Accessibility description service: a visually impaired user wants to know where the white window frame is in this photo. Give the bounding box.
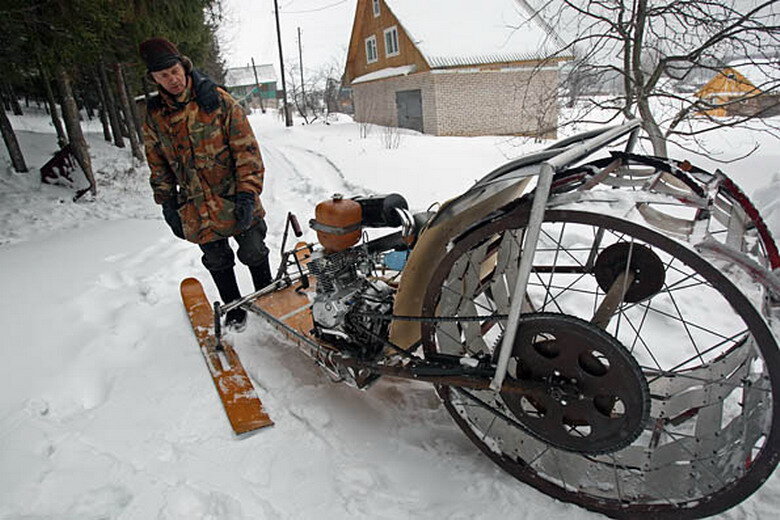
[365,35,378,64]
[372,0,380,17]
[384,26,399,57]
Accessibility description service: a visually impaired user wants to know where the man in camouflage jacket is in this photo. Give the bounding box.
[140,37,272,330]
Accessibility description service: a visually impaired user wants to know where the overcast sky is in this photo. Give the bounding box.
[218,0,357,79]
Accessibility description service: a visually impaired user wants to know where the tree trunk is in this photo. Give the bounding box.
[56,65,96,196]
[141,75,151,102]
[1,85,11,112]
[113,62,143,161]
[39,64,68,148]
[7,84,22,115]
[98,107,111,142]
[120,114,131,138]
[98,60,124,149]
[637,97,668,158]
[93,72,112,142]
[121,67,143,143]
[0,106,28,172]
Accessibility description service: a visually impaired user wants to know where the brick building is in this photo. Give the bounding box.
[344,0,570,137]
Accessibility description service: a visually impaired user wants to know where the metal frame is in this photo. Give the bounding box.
[491,119,642,390]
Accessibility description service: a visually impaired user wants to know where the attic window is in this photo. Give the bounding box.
[384,26,399,57]
[365,35,378,64]
[373,0,380,17]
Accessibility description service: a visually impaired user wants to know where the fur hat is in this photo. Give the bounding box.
[139,37,182,72]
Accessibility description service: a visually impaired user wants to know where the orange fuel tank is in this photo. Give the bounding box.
[311,194,362,253]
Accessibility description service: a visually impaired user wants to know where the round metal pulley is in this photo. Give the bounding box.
[594,242,665,302]
[501,313,650,454]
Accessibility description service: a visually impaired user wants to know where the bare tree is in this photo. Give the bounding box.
[532,0,780,157]
[285,60,326,124]
[381,124,401,149]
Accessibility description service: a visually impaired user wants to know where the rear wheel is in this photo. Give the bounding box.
[421,206,779,519]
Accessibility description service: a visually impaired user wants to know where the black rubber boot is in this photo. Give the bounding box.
[209,268,247,332]
[249,259,273,291]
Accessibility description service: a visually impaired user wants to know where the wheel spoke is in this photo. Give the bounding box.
[647,328,750,382]
[662,281,706,364]
[532,270,565,313]
[640,304,742,343]
[530,272,591,311]
[540,223,587,270]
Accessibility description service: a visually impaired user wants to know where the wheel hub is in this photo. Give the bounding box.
[502,313,650,454]
[594,242,665,302]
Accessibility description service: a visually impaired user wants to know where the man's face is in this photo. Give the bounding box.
[150,62,188,96]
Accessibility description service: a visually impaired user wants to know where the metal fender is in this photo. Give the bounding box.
[389,178,531,348]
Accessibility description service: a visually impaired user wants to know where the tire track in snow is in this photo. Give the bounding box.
[284,143,368,195]
[261,141,372,214]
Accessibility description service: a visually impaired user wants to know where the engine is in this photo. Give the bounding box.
[308,247,395,358]
[305,193,420,358]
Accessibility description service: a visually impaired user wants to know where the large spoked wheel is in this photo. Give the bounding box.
[421,206,779,519]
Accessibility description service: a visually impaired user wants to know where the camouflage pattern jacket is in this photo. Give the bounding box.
[143,70,265,244]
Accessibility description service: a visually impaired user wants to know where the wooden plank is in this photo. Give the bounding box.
[180,277,273,435]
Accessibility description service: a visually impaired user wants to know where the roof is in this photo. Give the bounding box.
[726,59,778,90]
[384,0,568,68]
[352,65,417,84]
[224,65,277,88]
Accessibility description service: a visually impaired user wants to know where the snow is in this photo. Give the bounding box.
[1,106,779,519]
[351,64,417,84]
[385,0,568,68]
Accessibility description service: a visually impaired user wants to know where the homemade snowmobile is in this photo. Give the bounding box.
[182,119,780,519]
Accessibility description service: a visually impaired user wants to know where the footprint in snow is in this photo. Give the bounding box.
[64,484,133,519]
[158,485,245,520]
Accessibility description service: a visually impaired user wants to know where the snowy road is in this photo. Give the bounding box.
[1,112,778,519]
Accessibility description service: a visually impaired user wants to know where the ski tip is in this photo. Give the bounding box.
[181,277,201,288]
[180,277,204,295]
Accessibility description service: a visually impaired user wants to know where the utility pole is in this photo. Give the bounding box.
[297,27,306,119]
[273,0,292,127]
[250,57,266,114]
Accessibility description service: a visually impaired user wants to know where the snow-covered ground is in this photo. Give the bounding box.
[1,108,778,519]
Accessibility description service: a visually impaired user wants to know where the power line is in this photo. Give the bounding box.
[281,0,348,14]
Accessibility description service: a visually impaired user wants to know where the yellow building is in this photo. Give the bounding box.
[695,61,778,117]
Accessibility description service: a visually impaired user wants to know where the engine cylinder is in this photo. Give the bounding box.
[311,194,362,253]
[354,193,408,227]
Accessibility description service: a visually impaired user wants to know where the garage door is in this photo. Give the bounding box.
[395,90,423,133]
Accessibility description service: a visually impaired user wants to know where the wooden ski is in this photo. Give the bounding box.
[180,277,273,434]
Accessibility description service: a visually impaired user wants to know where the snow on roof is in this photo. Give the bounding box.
[352,64,417,84]
[224,65,277,87]
[385,0,568,68]
[726,59,779,90]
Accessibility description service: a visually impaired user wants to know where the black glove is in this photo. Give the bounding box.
[161,199,185,239]
[234,192,255,232]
